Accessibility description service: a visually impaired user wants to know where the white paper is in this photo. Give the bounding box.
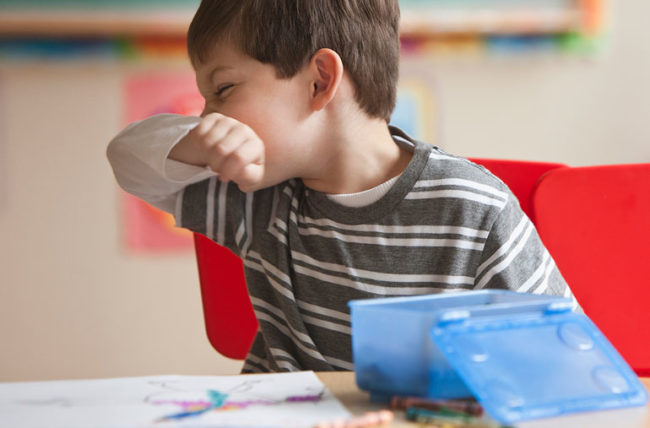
[0,371,350,427]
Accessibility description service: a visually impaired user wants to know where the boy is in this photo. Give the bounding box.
[107,0,577,373]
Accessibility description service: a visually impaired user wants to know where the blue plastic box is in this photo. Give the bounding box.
[348,290,647,424]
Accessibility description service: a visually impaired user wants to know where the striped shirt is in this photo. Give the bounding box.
[178,127,576,373]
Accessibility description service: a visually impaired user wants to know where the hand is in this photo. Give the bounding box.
[171,113,266,192]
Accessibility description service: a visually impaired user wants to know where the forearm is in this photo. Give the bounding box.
[168,130,208,166]
[106,114,214,213]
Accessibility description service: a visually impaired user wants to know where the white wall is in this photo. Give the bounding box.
[0,63,242,381]
[0,0,648,382]
[406,0,650,165]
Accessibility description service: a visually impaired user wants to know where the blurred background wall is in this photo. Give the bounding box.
[0,0,648,381]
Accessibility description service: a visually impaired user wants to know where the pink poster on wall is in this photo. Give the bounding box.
[122,71,204,253]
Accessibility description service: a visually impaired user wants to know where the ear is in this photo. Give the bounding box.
[308,48,344,112]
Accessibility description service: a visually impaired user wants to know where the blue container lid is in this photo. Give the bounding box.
[430,303,648,424]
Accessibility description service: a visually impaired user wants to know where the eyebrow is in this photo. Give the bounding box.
[209,66,234,84]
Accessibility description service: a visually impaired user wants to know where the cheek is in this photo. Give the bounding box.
[246,120,291,164]
[228,101,290,142]
[224,83,304,157]
[221,108,280,155]
[227,106,268,138]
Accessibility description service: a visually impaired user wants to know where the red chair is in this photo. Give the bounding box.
[193,233,257,360]
[469,158,567,222]
[532,163,650,376]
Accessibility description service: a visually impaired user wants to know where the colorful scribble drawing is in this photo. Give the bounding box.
[0,373,350,427]
[144,378,327,424]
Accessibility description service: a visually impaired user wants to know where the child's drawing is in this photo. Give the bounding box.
[0,372,349,427]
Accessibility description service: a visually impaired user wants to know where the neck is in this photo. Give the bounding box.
[299,113,412,195]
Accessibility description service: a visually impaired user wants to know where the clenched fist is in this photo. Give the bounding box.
[170,113,266,192]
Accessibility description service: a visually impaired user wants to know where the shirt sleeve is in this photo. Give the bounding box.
[474,193,580,310]
[106,113,217,215]
[179,177,263,258]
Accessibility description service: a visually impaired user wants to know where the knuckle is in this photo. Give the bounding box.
[210,143,228,158]
[238,125,255,139]
[220,115,238,127]
[227,125,247,140]
[230,150,248,166]
[204,112,223,121]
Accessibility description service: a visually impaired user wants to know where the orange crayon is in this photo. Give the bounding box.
[314,410,394,428]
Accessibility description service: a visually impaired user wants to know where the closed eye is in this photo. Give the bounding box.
[215,84,234,98]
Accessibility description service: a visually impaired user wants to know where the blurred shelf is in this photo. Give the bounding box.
[0,0,603,60]
[400,7,585,37]
[0,4,600,38]
[0,10,194,37]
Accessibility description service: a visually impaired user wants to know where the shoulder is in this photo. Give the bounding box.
[421,145,508,191]
[389,126,508,194]
[412,143,512,209]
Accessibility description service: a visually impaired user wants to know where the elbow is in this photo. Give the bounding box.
[106,132,125,168]
[106,119,142,167]
[105,129,137,192]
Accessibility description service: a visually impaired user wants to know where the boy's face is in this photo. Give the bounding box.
[194,41,312,168]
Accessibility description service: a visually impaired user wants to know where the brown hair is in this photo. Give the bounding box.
[187,0,401,121]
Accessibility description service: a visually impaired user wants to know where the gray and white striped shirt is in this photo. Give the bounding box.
[179,127,576,373]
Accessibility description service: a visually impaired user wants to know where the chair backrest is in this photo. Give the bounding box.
[469,158,567,222]
[193,233,257,360]
[532,163,650,376]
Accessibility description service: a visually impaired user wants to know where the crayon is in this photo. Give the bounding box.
[313,409,394,428]
[390,396,483,416]
[406,407,471,424]
[405,407,507,428]
[413,406,472,420]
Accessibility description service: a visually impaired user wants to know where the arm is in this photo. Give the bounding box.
[108,112,271,214]
[475,195,581,310]
[106,114,215,214]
